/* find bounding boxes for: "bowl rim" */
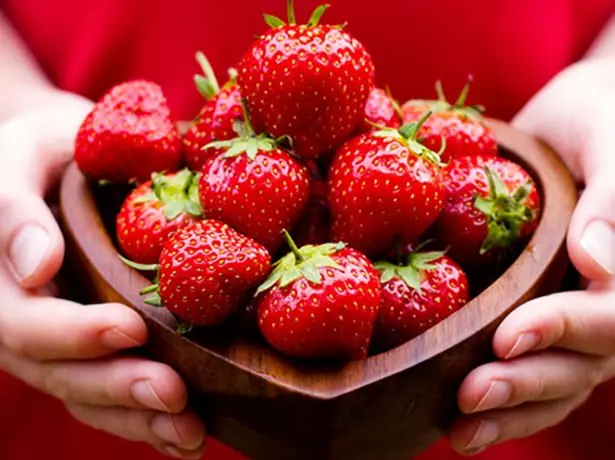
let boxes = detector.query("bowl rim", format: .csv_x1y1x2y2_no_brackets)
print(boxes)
60,118,578,399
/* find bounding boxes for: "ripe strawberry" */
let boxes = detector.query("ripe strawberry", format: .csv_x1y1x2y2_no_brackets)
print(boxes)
372,249,469,351
199,117,310,254
328,112,446,258
116,169,202,264
75,80,183,182
255,232,381,360
401,79,498,163
432,154,540,267
125,219,271,328
183,52,243,171
291,179,330,247
358,87,402,133
237,1,375,159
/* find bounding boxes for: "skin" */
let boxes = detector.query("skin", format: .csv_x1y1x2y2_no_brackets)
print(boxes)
0,10,614,459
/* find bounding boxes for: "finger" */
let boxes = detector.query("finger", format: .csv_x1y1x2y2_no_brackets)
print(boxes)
492,290,615,359
66,404,205,456
567,168,615,281
0,101,91,289
0,297,147,360
449,392,591,455
0,350,187,413
458,351,614,414
0,187,66,288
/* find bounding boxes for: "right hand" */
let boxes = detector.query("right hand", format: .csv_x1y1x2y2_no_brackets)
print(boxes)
0,95,206,459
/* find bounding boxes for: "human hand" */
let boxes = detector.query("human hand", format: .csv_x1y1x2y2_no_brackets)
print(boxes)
0,96,205,459
447,59,615,455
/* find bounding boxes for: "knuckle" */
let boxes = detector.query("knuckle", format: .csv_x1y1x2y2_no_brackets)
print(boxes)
1,331,30,357
41,365,70,401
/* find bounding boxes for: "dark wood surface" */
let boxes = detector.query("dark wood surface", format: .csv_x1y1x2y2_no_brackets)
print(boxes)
58,119,578,460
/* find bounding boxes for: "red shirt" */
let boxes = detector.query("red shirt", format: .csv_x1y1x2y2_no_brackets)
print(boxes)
1,1,615,459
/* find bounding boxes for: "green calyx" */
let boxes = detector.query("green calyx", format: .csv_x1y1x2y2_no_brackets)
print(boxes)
118,256,195,335
406,77,485,121
133,168,203,221
118,255,163,306
374,110,445,165
255,230,346,295
264,0,332,28
204,99,290,161
374,249,445,292
473,166,536,254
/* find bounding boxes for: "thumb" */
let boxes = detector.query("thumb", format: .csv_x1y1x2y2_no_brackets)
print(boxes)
0,99,92,289
567,168,615,281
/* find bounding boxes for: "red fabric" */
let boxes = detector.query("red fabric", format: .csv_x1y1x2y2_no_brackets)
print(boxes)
1,0,615,459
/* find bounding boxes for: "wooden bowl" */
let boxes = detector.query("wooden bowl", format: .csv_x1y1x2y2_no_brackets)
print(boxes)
59,119,577,460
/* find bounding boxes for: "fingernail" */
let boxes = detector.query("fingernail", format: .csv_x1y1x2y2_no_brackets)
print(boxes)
472,380,512,412
580,220,615,275
101,328,142,349
466,419,500,451
152,414,204,451
505,331,541,359
131,380,170,412
8,224,51,280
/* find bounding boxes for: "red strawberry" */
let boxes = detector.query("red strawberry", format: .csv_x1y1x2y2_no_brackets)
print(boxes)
358,87,402,133
116,169,202,264
237,1,375,159
75,80,183,182
291,179,330,247
432,154,540,267
255,232,381,360
199,116,311,254
183,52,244,171
328,112,446,258
372,249,469,351
125,219,271,328
401,79,498,163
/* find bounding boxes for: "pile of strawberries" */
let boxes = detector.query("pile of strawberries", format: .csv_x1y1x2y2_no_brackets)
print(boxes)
74,1,541,361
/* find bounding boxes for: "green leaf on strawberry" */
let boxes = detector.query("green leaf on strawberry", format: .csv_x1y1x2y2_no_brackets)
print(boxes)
374,110,445,165
256,231,344,295
474,166,536,254
374,249,445,292
405,77,485,121
146,168,203,220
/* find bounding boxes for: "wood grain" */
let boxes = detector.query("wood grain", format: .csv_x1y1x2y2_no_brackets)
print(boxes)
59,119,577,460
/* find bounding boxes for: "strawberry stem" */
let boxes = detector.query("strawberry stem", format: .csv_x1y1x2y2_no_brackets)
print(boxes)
287,0,296,24
194,51,220,98
454,75,473,108
435,80,446,102
399,110,432,139
240,99,256,136
282,229,304,262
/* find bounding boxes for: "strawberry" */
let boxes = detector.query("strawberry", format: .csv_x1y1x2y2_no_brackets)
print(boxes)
328,112,446,258
372,249,469,351
291,178,330,247
183,52,244,171
358,87,402,133
237,1,375,159
124,219,271,328
401,79,498,163
75,80,183,183
199,115,311,254
255,232,381,360
116,169,202,264
432,154,541,267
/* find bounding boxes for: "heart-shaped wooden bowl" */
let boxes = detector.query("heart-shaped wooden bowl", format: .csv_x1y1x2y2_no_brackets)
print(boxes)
59,119,577,460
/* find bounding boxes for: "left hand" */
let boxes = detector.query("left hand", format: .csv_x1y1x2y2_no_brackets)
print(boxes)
448,58,615,455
